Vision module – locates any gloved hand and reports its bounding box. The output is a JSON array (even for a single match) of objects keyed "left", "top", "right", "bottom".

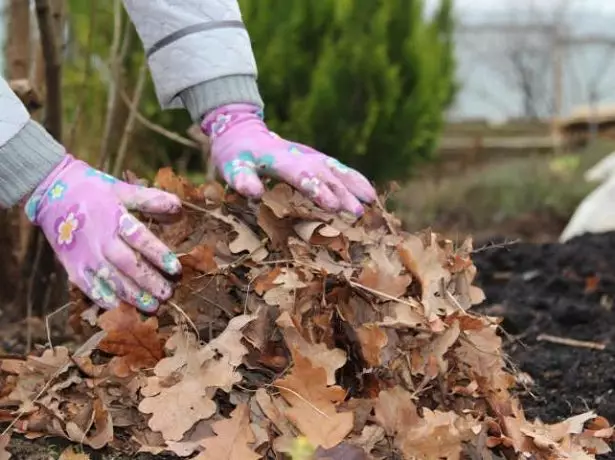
[
  {"left": 24, "top": 155, "right": 182, "bottom": 312},
  {"left": 202, "top": 104, "right": 377, "bottom": 216}
]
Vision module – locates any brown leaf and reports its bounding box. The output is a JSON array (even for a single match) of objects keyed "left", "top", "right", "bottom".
[
  {"left": 355, "top": 324, "right": 388, "bottom": 367},
  {"left": 254, "top": 389, "right": 295, "bottom": 437},
  {"left": 139, "top": 374, "right": 217, "bottom": 442},
  {"left": 179, "top": 244, "right": 218, "bottom": 273},
  {"left": 139, "top": 315, "right": 254, "bottom": 441},
  {"left": 397, "top": 409, "right": 479, "bottom": 460},
  {"left": 155, "top": 167, "right": 192, "bottom": 199},
  {"left": 374, "top": 386, "right": 420, "bottom": 436},
  {"left": 196, "top": 404, "right": 261, "bottom": 460},
  {"left": 0, "top": 434, "right": 10, "bottom": 460},
  {"left": 97, "top": 303, "right": 164, "bottom": 378},
  {"left": 209, "top": 209, "right": 268, "bottom": 261},
  {"left": 277, "top": 311, "right": 346, "bottom": 386},
  {"left": 398, "top": 234, "right": 452, "bottom": 318},
  {"left": 65, "top": 397, "right": 114, "bottom": 449},
  {"left": 275, "top": 348, "right": 353, "bottom": 450},
  {"left": 359, "top": 244, "right": 412, "bottom": 298}
]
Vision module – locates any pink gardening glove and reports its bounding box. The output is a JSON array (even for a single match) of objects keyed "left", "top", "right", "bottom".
[
  {"left": 202, "top": 104, "right": 377, "bottom": 216},
  {"left": 25, "top": 155, "right": 182, "bottom": 312}
]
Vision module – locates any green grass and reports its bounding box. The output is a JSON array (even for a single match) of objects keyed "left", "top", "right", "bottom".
[{"left": 394, "top": 139, "right": 615, "bottom": 235}]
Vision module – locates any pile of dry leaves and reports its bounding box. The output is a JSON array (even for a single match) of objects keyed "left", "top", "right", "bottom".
[{"left": 0, "top": 168, "right": 613, "bottom": 460}]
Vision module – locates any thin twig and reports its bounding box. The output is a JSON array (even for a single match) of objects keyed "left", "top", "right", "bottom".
[
  {"left": 167, "top": 300, "right": 200, "bottom": 340},
  {"left": 112, "top": 59, "right": 148, "bottom": 176},
  {"left": 44, "top": 301, "right": 74, "bottom": 351},
  {"left": 269, "top": 384, "right": 331, "bottom": 420},
  {"left": 118, "top": 88, "right": 199, "bottom": 149},
  {"left": 472, "top": 239, "right": 520, "bottom": 254},
  {"left": 536, "top": 334, "right": 606, "bottom": 351}
]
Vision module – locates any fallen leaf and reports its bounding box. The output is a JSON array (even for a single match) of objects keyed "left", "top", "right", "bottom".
[
  {"left": 179, "top": 244, "right": 218, "bottom": 273},
  {"left": 0, "top": 434, "right": 10, "bottom": 460},
  {"left": 210, "top": 209, "right": 268, "bottom": 261},
  {"left": 275, "top": 348, "right": 353, "bottom": 450},
  {"left": 348, "top": 425, "right": 385, "bottom": 455},
  {"left": 139, "top": 374, "right": 217, "bottom": 442},
  {"left": 97, "top": 303, "right": 164, "bottom": 378},
  {"left": 139, "top": 315, "right": 254, "bottom": 441},
  {"left": 398, "top": 234, "right": 452, "bottom": 318},
  {"left": 277, "top": 311, "right": 346, "bottom": 386},
  {"left": 357, "top": 244, "right": 411, "bottom": 298},
  {"left": 65, "top": 397, "right": 114, "bottom": 449},
  {"left": 196, "top": 404, "right": 261, "bottom": 460},
  {"left": 355, "top": 324, "right": 388, "bottom": 367},
  {"left": 155, "top": 167, "right": 191, "bottom": 199},
  {"left": 397, "top": 409, "right": 478, "bottom": 460},
  {"left": 374, "top": 386, "right": 420, "bottom": 436}
]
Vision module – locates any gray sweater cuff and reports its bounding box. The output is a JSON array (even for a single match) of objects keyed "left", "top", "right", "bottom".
[
  {"left": 179, "top": 75, "right": 264, "bottom": 122},
  {"left": 0, "top": 120, "right": 66, "bottom": 207}
]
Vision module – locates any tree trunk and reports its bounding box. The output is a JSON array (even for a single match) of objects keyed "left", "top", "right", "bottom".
[
  {"left": 0, "top": 0, "right": 33, "bottom": 313},
  {"left": 20, "top": 0, "right": 68, "bottom": 319}
]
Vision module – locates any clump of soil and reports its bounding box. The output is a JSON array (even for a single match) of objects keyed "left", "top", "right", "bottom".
[{"left": 473, "top": 231, "right": 615, "bottom": 454}]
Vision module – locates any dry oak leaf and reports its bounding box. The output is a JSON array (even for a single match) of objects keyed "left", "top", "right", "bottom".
[
  {"left": 455, "top": 325, "right": 514, "bottom": 397},
  {"left": 357, "top": 244, "right": 411, "bottom": 299},
  {"left": 355, "top": 324, "right": 388, "bottom": 367},
  {"left": 139, "top": 372, "right": 217, "bottom": 442},
  {"left": 276, "top": 311, "right": 346, "bottom": 386},
  {"left": 397, "top": 409, "right": 479, "bottom": 460},
  {"left": 209, "top": 209, "right": 268, "bottom": 262},
  {"left": 139, "top": 315, "right": 254, "bottom": 441},
  {"left": 195, "top": 404, "right": 261, "bottom": 460},
  {"left": 155, "top": 167, "right": 192, "bottom": 199},
  {"left": 398, "top": 234, "right": 453, "bottom": 319},
  {"left": 64, "top": 396, "right": 114, "bottom": 450},
  {"left": 374, "top": 386, "right": 420, "bottom": 437},
  {"left": 376, "top": 303, "right": 425, "bottom": 330},
  {"left": 0, "top": 434, "right": 10, "bottom": 460},
  {"left": 275, "top": 349, "right": 353, "bottom": 450},
  {"left": 8, "top": 347, "right": 71, "bottom": 412},
  {"left": 97, "top": 303, "right": 164, "bottom": 378},
  {"left": 179, "top": 244, "right": 218, "bottom": 273}
]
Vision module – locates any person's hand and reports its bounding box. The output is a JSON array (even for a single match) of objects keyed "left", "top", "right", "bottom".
[
  {"left": 202, "top": 104, "right": 377, "bottom": 216},
  {"left": 25, "top": 155, "right": 182, "bottom": 312}
]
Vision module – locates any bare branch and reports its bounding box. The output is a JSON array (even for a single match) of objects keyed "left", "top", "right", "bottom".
[{"left": 112, "top": 60, "right": 148, "bottom": 177}]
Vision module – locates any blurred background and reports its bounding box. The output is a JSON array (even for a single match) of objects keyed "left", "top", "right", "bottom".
[{"left": 2, "top": 0, "right": 615, "bottom": 319}]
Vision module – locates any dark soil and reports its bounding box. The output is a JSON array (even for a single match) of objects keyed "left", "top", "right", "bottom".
[
  {"left": 6, "top": 231, "right": 615, "bottom": 458},
  {"left": 473, "top": 231, "right": 615, "bottom": 459}
]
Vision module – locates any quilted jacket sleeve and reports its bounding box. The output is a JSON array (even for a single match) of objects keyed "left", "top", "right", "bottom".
[
  {"left": 122, "top": 0, "right": 264, "bottom": 121},
  {"left": 0, "top": 76, "right": 65, "bottom": 208}
]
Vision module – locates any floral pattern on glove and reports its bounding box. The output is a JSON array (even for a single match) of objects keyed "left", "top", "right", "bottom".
[
  {"left": 54, "top": 204, "right": 85, "bottom": 250},
  {"left": 90, "top": 265, "right": 121, "bottom": 307},
  {"left": 48, "top": 180, "right": 68, "bottom": 201},
  {"left": 210, "top": 113, "right": 233, "bottom": 139},
  {"left": 27, "top": 155, "right": 182, "bottom": 313}
]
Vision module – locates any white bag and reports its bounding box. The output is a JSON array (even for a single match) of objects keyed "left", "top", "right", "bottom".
[{"left": 560, "top": 151, "right": 615, "bottom": 242}]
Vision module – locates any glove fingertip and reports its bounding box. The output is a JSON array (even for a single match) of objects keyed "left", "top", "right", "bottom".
[{"left": 233, "top": 173, "right": 265, "bottom": 199}]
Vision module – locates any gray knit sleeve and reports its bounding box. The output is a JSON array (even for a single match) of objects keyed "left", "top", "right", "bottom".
[
  {"left": 179, "top": 75, "right": 264, "bottom": 122},
  {"left": 0, "top": 120, "right": 66, "bottom": 207}
]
